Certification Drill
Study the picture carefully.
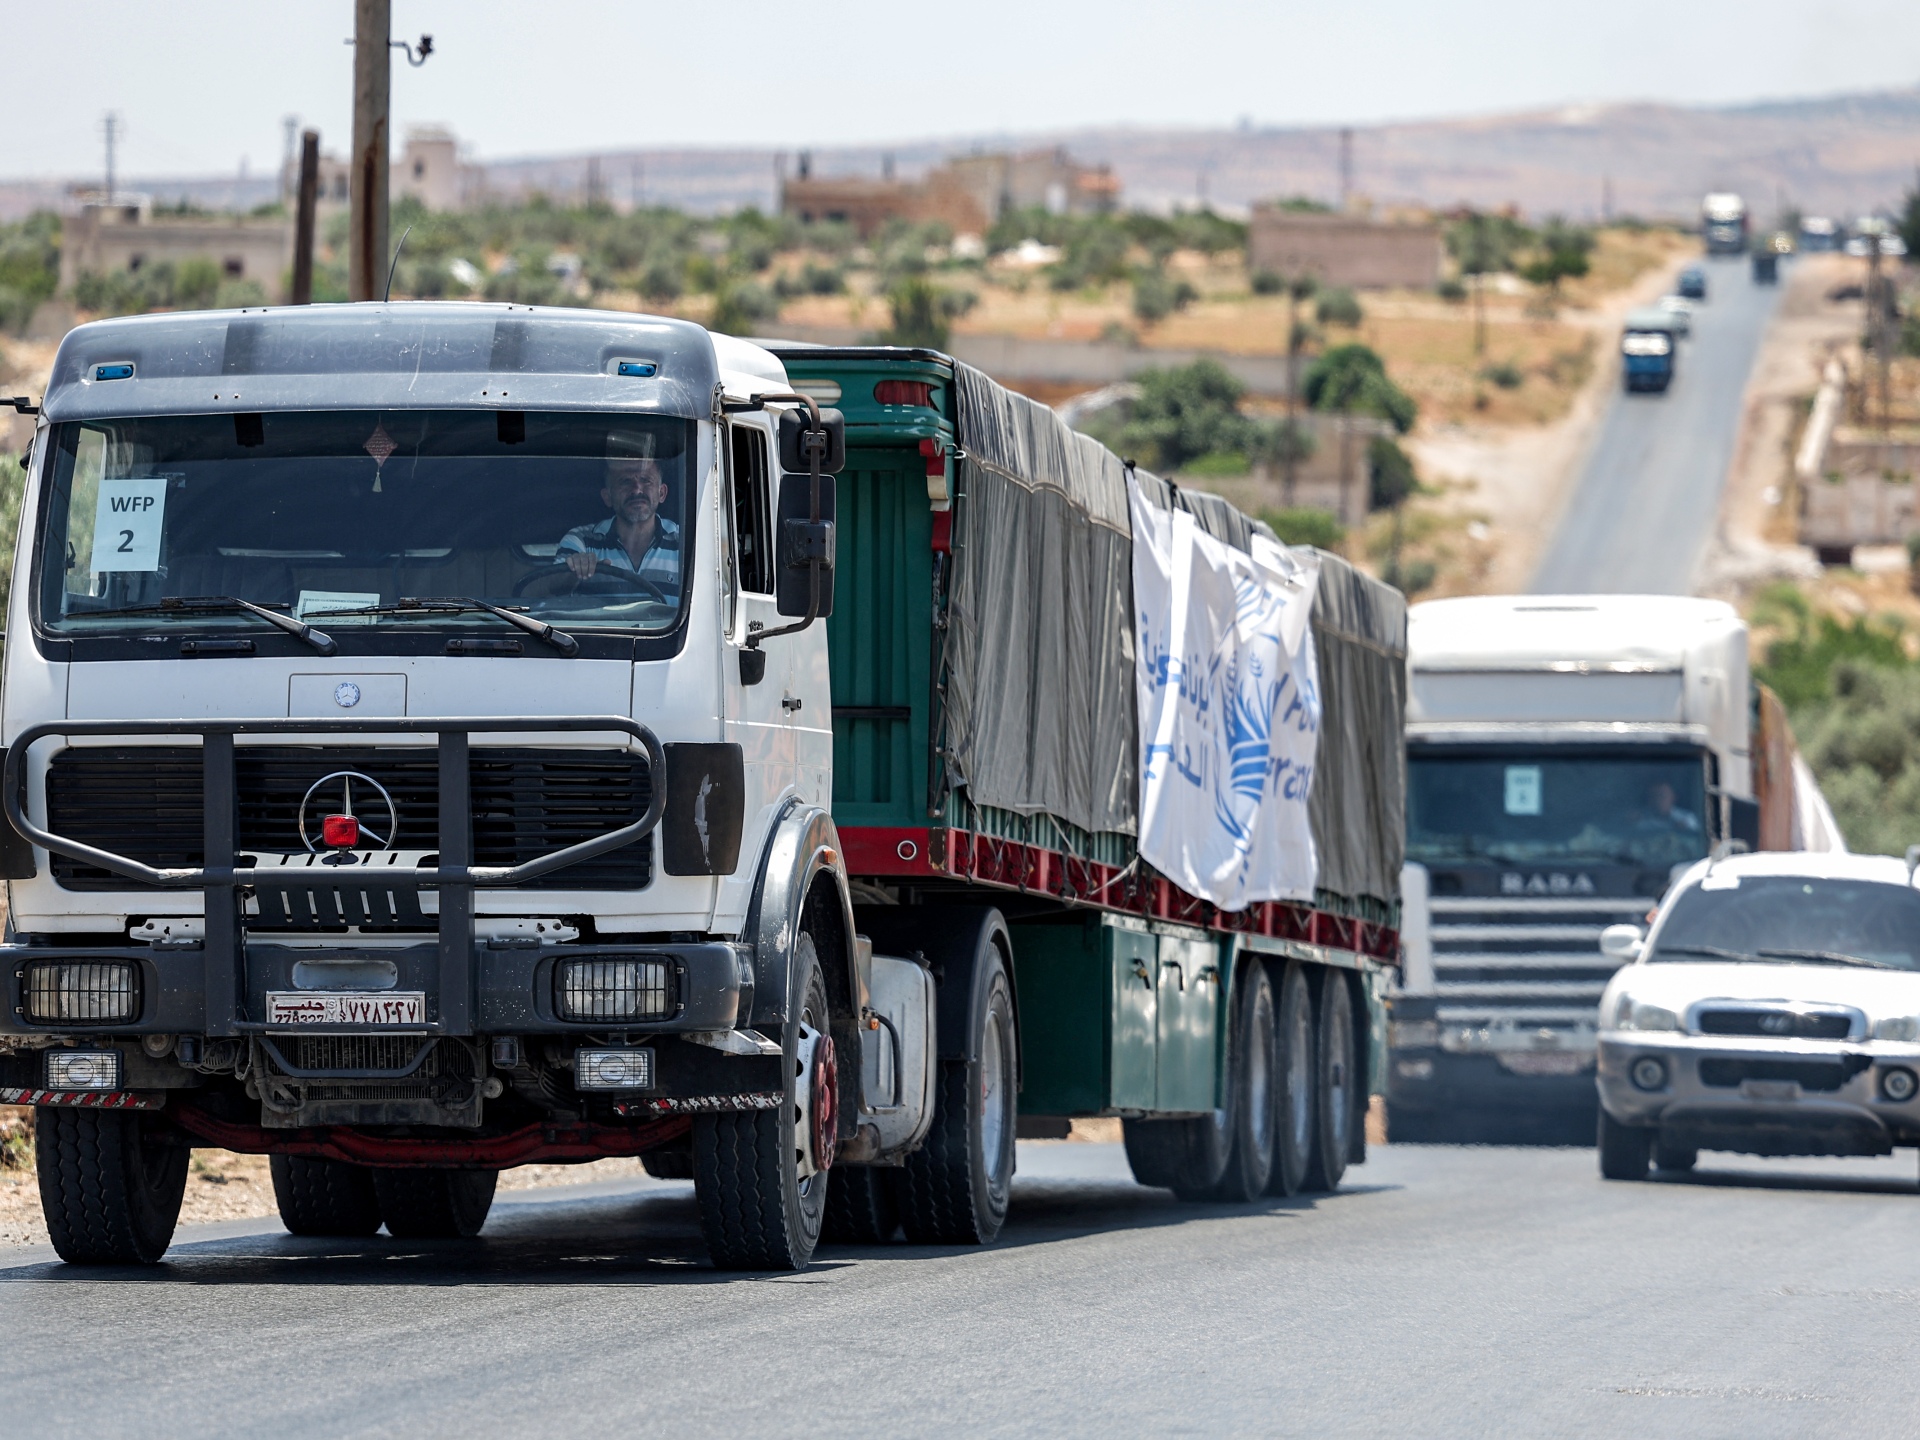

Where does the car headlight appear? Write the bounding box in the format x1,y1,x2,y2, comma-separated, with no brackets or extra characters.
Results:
1874,1016,1920,1043
1609,996,1680,1033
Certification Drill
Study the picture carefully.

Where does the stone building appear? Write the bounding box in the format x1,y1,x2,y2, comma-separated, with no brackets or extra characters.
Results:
1248,207,1443,290
58,199,293,301
781,148,1119,237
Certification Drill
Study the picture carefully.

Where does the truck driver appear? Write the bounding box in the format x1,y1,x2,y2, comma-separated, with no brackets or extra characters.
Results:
555,431,681,593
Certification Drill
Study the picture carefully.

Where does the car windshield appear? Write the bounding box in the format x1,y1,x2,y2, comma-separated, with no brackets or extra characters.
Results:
34,410,694,636
1407,751,1710,867
1649,875,1920,971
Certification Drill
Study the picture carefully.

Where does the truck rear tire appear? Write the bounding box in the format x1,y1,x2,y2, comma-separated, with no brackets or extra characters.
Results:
371,1167,498,1239
1207,961,1277,1201
822,1166,900,1244
1598,1110,1653,1180
1265,961,1316,1196
1303,971,1355,1193
270,1154,383,1237
693,934,833,1269
35,1107,189,1265
894,911,1017,1245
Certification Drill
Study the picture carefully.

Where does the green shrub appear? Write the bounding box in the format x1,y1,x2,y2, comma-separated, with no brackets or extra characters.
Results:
1302,343,1417,433
1251,270,1285,295
1315,287,1363,327
1181,450,1250,477
1482,361,1524,389
1132,268,1198,324
1368,436,1417,510
1116,360,1256,471
1437,277,1467,302
709,281,777,335
1259,506,1344,549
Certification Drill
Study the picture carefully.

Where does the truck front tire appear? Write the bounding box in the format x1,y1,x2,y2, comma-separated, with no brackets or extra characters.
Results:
270,1155,383,1237
694,933,832,1269
371,1167,498,1239
35,1107,189,1265
894,911,1017,1245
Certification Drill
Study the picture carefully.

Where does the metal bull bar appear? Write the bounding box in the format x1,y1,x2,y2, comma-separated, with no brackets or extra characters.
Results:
2,716,667,1037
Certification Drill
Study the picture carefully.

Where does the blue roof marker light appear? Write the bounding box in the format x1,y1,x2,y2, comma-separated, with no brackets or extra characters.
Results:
94,363,135,382
616,360,658,378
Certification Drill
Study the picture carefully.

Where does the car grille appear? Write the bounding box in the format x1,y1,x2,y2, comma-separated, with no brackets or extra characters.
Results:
1696,1008,1855,1041
1697,1055,1869,1093
46,745,652,900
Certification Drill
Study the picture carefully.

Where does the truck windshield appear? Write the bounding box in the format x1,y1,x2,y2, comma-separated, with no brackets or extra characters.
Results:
1407,751,1710,867
34,410,694,638
1651,876,1920,971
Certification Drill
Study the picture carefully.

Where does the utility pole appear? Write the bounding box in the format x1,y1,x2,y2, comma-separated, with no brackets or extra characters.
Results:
292,130,320,305
101,112,121,204
1338,127,1353,211
349,0,391,301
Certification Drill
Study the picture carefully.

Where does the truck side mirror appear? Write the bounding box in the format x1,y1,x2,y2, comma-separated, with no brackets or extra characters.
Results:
775,471,835,619
1598,924,1645,962
778,407,845,475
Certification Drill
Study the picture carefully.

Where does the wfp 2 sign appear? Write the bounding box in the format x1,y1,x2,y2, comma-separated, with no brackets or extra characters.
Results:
89,477,169,573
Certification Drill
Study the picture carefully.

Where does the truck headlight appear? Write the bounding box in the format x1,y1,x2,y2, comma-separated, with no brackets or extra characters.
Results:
1609,996,1679,1033
556,958,671,1022
45,1049,123,1090
25,961,140,1024
1874,1016,1920,1043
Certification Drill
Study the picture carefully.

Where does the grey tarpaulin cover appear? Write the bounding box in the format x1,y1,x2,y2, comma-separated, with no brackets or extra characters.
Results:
942,362,1406,912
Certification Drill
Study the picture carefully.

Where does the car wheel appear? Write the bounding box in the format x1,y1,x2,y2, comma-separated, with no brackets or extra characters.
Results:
1598,1110,1652,1181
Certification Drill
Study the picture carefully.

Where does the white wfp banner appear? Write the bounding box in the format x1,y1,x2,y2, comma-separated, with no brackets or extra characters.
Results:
1128,481,1322,911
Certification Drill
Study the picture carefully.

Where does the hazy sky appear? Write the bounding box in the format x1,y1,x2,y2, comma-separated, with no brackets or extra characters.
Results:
8,0,1920,179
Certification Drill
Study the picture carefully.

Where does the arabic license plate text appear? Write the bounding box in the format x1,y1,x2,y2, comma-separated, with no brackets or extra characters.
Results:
266,992,427,1026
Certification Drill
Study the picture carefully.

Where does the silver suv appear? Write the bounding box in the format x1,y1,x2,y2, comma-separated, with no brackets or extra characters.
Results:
1596,850,1920,1178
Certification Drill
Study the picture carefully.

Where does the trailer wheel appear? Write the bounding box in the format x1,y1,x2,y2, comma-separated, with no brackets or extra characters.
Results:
822,1166,900,1245
270,1155,383,1237
1265,961,1317,1196
1303,970,1355,1193
1207,961,1277,1201
35,1107,189,1265
1598,1110,1653,1180
895,911,1017,1245
371,1167,498,1239
694,933,832,1269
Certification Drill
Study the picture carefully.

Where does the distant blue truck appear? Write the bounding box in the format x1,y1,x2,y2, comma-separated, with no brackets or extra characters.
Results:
1621,310,1679,393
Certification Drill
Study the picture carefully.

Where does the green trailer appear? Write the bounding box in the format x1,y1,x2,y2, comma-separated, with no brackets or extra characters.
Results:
770,344,1406,1200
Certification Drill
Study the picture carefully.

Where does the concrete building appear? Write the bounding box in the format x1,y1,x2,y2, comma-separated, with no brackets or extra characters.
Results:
1248,206,1444,290
395,127,474,211
58,199,294,301
781,148,1119,237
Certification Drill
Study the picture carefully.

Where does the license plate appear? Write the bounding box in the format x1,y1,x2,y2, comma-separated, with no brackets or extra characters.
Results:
1741,1079,1801,1102
266,992,427,1026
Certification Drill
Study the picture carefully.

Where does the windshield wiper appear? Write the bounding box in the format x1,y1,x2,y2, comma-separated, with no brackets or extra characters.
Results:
1652,944,1759,963
75,596,337,655
1757,948,1903,971
314,597,579,657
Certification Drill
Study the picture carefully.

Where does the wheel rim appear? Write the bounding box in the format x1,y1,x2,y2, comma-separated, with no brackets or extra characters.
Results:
1247,985,1274,1163
980,1009,1011,1187
794,1003,833,1193
1289,996,1314,1153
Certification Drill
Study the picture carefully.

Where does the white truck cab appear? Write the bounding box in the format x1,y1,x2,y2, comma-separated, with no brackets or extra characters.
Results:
0,304,935,1267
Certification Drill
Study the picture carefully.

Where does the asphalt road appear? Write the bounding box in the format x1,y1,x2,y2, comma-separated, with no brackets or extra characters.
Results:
7,1139,1920,1437
1532,252,1785,594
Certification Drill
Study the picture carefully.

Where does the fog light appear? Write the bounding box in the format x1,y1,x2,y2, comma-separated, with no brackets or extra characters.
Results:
1396,1058,1435,1081
45,1050,123,1090
574,1047,654,1091
1629,1056,1668,1091
1882,1066,1918,1102
557,958,671,1021
25,961,139,1023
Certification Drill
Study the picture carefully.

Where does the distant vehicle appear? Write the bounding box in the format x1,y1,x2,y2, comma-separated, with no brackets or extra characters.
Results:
1800,216,1840,252
1752,250,1778,285
1390,596,1840,1145
1845,236,1874,258
1677,267,1708,300
1881,235,1909,258
1702,193,1748,255
1590,849,1920,1184
1622,309,1679,390
1657,295,1694,335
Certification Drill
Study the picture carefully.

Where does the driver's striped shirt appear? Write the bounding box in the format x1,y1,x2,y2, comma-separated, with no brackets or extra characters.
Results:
554,516,682,592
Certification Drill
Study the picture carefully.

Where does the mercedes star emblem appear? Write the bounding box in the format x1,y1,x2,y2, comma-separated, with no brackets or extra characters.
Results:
334,681,362,708
297,770,398,853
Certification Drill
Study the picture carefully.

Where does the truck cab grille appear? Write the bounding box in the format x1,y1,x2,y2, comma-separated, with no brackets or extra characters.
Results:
1429,896,1648,1042
45,745,653,904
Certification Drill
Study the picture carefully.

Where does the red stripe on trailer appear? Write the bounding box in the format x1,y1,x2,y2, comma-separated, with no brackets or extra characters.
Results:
838,825,1398,962
2,1087,163,1110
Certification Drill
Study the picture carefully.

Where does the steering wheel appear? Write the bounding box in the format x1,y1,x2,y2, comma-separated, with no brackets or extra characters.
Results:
512,562,668,602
